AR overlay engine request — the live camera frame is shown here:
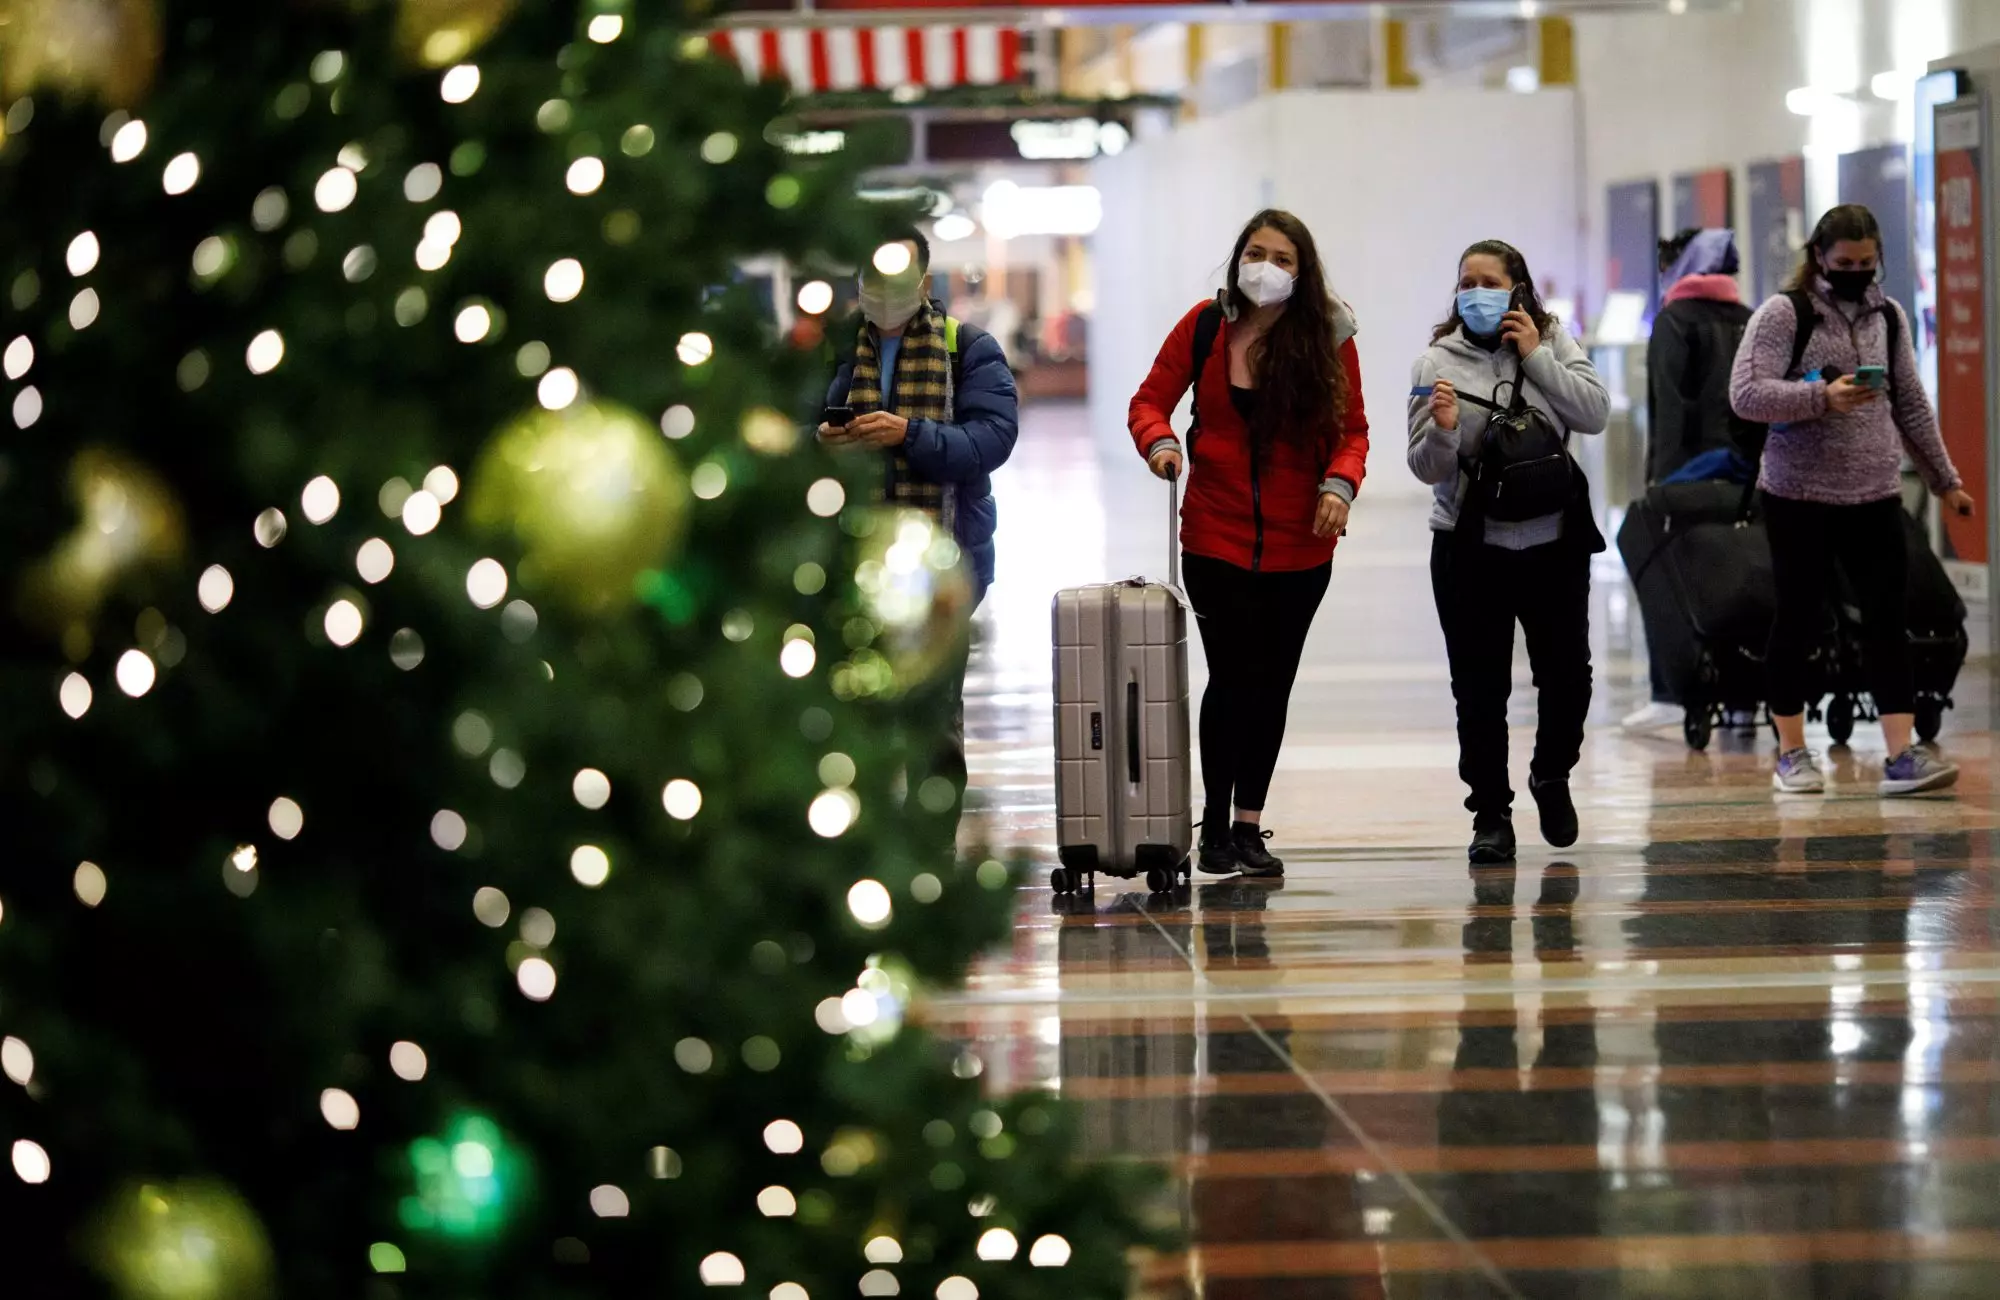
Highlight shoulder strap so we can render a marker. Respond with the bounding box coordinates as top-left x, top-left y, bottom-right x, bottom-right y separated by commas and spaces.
1187, 303, 1224, 434
944, 315, 962, 387
1783, 289, 1817, 380
1881, 299, 1901, 363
